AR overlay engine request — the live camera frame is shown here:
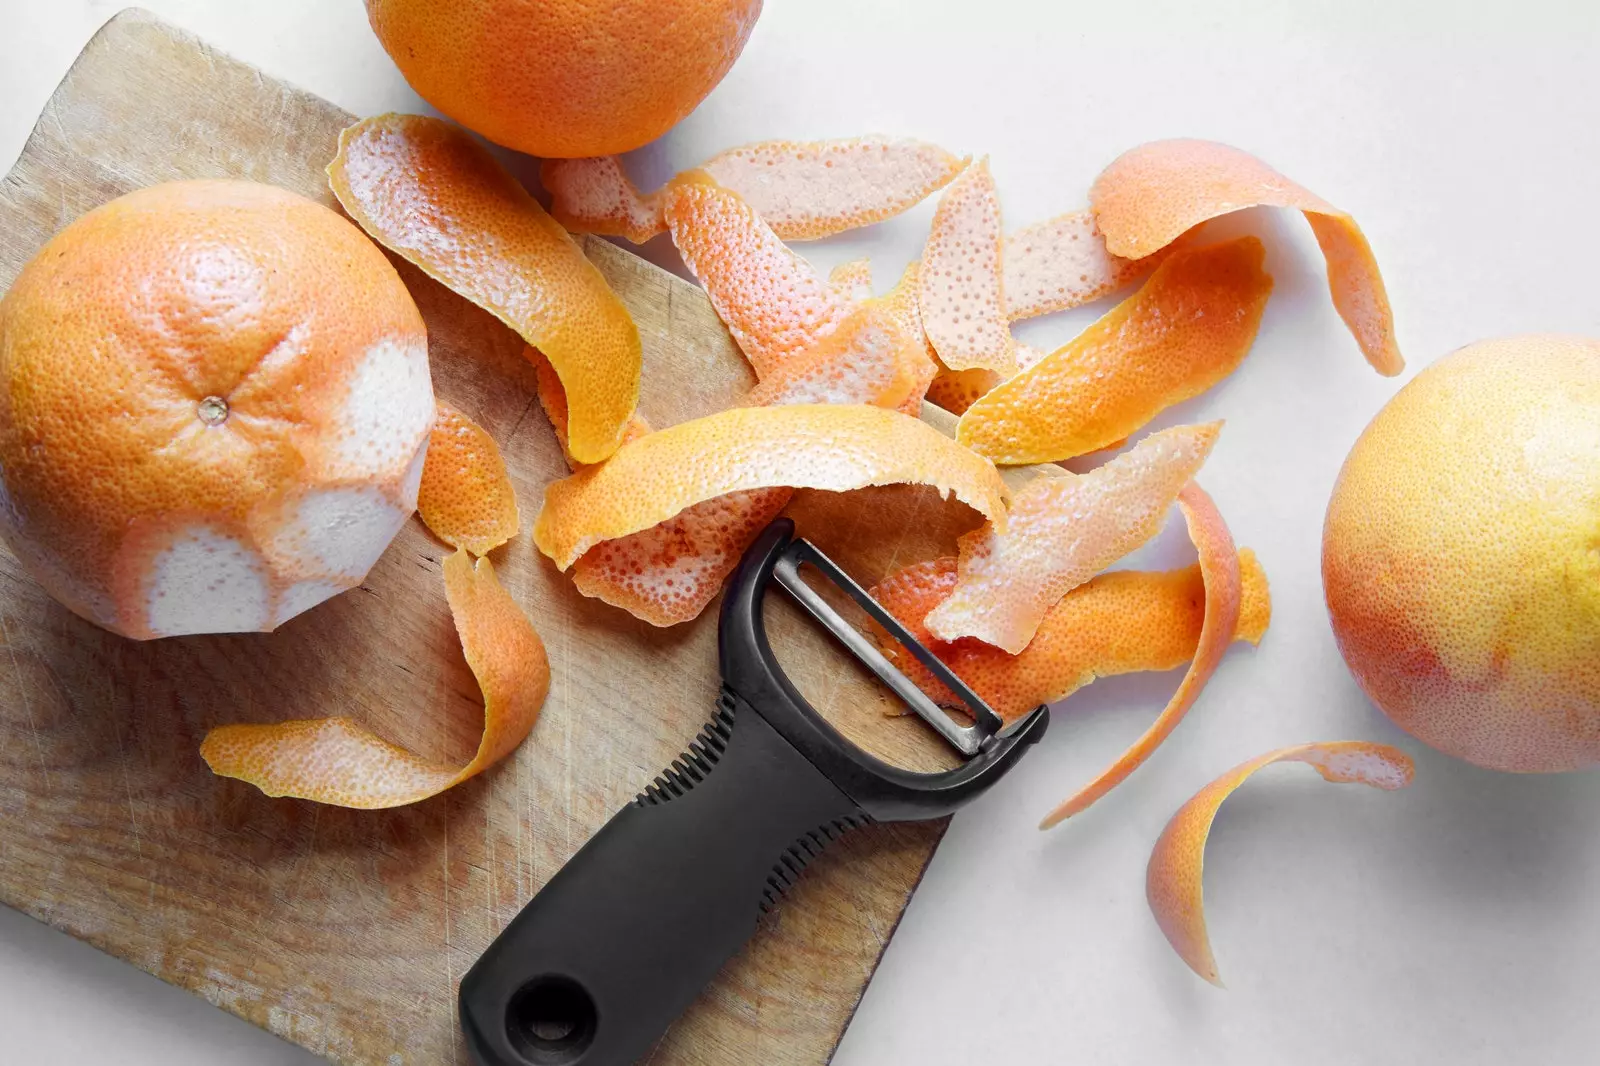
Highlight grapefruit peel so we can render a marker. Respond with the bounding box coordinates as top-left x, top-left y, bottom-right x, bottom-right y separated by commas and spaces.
1003, 209, 1160, 321
1146, 741, 1415, 985
202, 397, 549, 808
1039, 482, 1242, 827
829, 258, 874, 301
543, 136, 965, 243
869, 551, 1271, 722
958, 237, 1272, 463
663, 171, 853, 379
540, 156, 664, 245
201, 549, 550, 808
417, 402, 521, 556
1090, 138, 1402, 375
918, 158, 1016, 374
927, 423, 1221, 653
535, 301, 933, 626
328, 114, 642, 464
533, 403, 1010, 572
